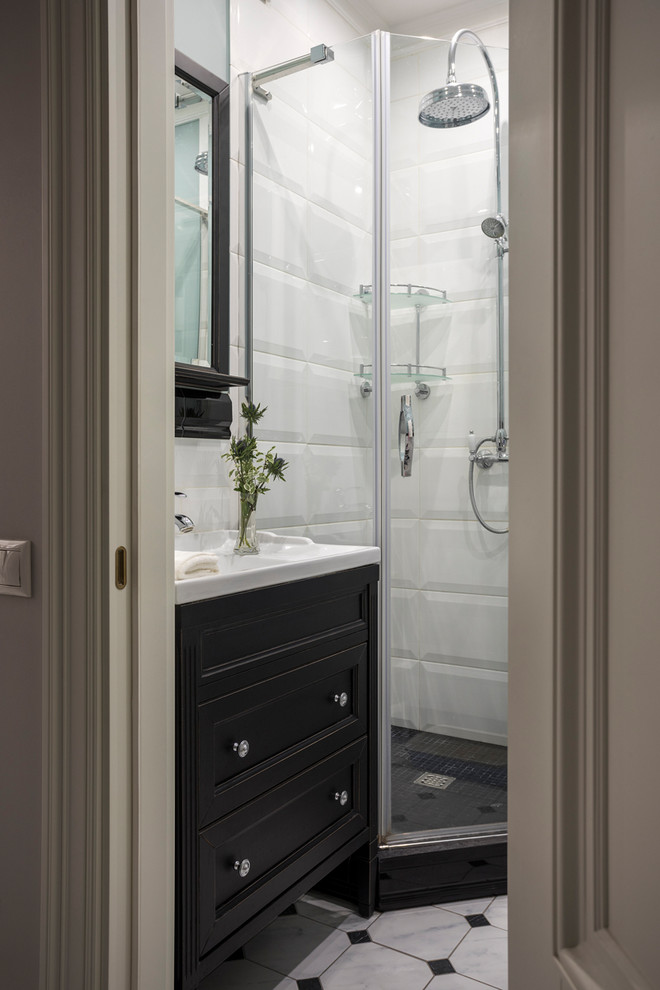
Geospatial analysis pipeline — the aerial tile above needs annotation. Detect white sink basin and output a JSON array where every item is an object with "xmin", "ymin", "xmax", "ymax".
[{"xmin": 174, "ymin": 531, "xmax": 380, "ymax": 604}]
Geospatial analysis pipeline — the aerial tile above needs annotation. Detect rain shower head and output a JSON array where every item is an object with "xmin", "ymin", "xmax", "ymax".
[
  {"xmin": 481, "ymin": 214, "xmax": 507, "ymax": 239},
  {"xmin": 418, "ymin": 82, "xmax": 489, "ymax": 128}
]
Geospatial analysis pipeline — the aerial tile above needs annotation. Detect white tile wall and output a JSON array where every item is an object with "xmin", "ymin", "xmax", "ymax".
[
  {"xmin": 418, "ymin": 662, "xmax": 508, "ymax": 745},
  {"xmin": 419, "ymin": 447, "xmax": 509, "ymax": 521},
  {"xmin": 391, "ymin": 657, "xmax": 420, "ymax": 730},
  {"xmin": 418, "ymin": 591, "xmax": 508, "ymax": 668},
  {"xmin": 308, "ymin": 203, "xmax": 371, "ymax": 295},
  {"xmin": 419, "ymin": 521, "xmax": 508, "ymax": 596}
]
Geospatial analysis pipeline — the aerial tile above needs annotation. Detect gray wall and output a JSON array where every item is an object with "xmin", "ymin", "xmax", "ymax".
[{"xmin": 0, "ymin": 0, "xmax": 43, "ymax": 984}]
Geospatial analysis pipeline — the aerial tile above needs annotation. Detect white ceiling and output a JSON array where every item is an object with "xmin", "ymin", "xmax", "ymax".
[{"xmin": 326, "ymin": 0, "xmax": 509, "ymax": 39}]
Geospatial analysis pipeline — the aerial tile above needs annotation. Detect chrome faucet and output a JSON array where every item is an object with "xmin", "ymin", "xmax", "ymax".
[{"xmin": 175, "ymin": 491, "xmax": 194, "ymax": 532}]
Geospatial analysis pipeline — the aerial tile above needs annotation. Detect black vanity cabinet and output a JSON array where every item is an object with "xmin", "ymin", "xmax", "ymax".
[{"xmin": 175, "ymin": 564, "xmax": 379, "ymax": 990}]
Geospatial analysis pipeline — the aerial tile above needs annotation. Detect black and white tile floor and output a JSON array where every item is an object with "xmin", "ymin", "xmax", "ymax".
[{"xmin": 201, "ymin": 892, "xmax": 507, "ymax": 990}]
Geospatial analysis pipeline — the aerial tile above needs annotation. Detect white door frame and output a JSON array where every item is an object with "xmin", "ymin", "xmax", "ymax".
[
  {"xmin": 41, "ymin": 0, "xmax": 173, "ymax": 986},
  {"xmin": 509, "ymin": 0, "xmax": 655, "ymax": 987}
]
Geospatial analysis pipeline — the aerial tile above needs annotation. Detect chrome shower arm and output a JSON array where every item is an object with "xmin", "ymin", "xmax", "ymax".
[
  {"xmin": 447, "ymin": 28, "xmax": 506, "ymax": 448},
  {"xmin": 446, "ymin": 28, "xmax": 502, "ymax": 217}
]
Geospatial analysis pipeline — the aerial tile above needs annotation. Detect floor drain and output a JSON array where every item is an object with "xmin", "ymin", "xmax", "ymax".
[{"xmin": 414, "ymin": 771, "xmax": 456, "ymax": 790}]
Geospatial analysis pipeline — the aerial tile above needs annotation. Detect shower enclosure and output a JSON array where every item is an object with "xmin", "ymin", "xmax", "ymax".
[{"xmin": 244, "ymin": 29, "xmax": 509, "ymax": 903}]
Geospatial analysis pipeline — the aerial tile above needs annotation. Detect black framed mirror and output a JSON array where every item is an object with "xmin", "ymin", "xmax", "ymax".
[{"xmin": 174, "ymin": 51, "xmax": 248, "ymax": 436}]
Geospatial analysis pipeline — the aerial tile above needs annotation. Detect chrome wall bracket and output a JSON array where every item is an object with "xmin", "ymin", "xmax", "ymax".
[{"xmin": 251, "ymin": 44, "xmax": 334, "ymax": 102}]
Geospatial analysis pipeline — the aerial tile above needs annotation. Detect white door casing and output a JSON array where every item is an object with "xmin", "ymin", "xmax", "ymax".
[
  {"xmin": 41, "ymin": 0, "xmax": 174, "ymax": 987},
  {"xmin": 509, "ymin": 0, "xmax": 660, "ymax": 987}
]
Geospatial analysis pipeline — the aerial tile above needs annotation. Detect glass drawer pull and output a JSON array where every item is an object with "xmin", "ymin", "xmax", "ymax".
[
  {"xmin": 333, "ymin": 692, "xmax": 348, "ymax": 707},
  {"xmin": 333, "ymin": 790, "xmax": 349, "ymax": 806},
  {"xmin": 233, "ymin": 740, "xmax": 250, "ymax": 758}
]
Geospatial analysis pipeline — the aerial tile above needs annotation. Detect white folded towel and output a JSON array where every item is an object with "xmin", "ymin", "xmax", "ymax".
[{"xmin": 175, "ymin": 550, "xmax": 220, "ymax": 581}]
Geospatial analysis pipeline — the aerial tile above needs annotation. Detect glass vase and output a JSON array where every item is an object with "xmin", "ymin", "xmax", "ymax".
[{"xmin": 234, "ymin": 498, "xmax": 259, "ymax": 554}]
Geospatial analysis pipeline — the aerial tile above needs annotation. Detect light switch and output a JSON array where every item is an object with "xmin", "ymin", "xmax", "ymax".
[{"xmin": 0, "ymin": 540, "xmax": 31, "ymax": 597}]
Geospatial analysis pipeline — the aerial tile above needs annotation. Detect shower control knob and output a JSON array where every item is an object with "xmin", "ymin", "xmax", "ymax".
[
  {"xmin": 233, "ymin": 858, "xmax": 251, "ymax": 878},
  {"xmin": 476, "ymin": 449, "xmax": 496, "ymax": 469},
  {"xmin": 233, "ymin": 740, "xmax": 250, "ymax": 758},
  {"xmin": 333, "ymin": 790, "xmax": 349, "ymax": 806},
  {"xmin": 333, "ymin": 692, "xmax": 349, "ymax": 708}
]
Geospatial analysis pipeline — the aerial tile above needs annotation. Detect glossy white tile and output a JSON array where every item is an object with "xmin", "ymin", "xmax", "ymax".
[
  {"xmin": 256, "ymin": 442, "xmax": 308, "ymax": 529},
  {"xmin": 390, "ymin": 588, "xmax": 419, "ymax": 660},
  {"xmin": 252, "ymin": 263, "xmax": 308, "ymax": 362},
  {"xmin": 252, "ymin": 174, "xmax": 307, "ymax": 279},
  {"xmin": 419, "ymin": 447, "xmax": 509, "ymax": 521},
  {"xmin": 390, "ymin": 235, "xmax": 419, "ymax": 286},
  {"xmin": 268, "ymin": 0, "xmax": 310, "ymax": 37},
  {"xmin": 417, "ymin": 377, "xmax": 498, "ymax": 449},
  {"xmin": 390, "ymin": 657, "xmax": 420, "ymax": 730},
  {"xmin": 308, "ymin": 61, "xmax": 372, "ymax": 159},
  {"xmin": 427, "ymin": 974, "xmax": 491, "ymax": 990},
  {"xmin": 450, "ymin": 924, "xmax": 508, "ymax": 990},
  {"xmin": 322, "ymin": 941, "xmax": 432, "ymax": 990},
  {"xmin": 419, "ymin": 151, "xmax": 496, "ymax": 235},
  {"xmin": 419, "ymin": 591, "xmax": 508, "ymax": 668},
  {"xmin": 304, "ymin": 445, "xmax": 372, "ymax": 525},
  {"xmin": 177, "ymin": 487, "xmax": 236, "ymax": 535},
  {"xmin": 369, "ymin": 905, "xmax": 469, "ymax": 960},
  {"xmin": 243, "ymin": 914, "xmax": 349, "ymax": 980},
  {"xmin": 253, "ymin": 98, "xmax": 308, "ymax": 197},
  {"xmin": 390, "ymin": 52, "xmax": 419, "ymax": 102},
  {"xmin": 418, "ymin": 227, "xmax": 498, "ymax": 303},
  {"xmin": 437, "ymin": 897, "xmax": 495, "ymax": 918},
  {"xmin": 307, "ymin": 286, "xmax": 372, "ymax": 373},
  {"xmin": 423, "ymin": 298, "xmax": 498, "ymax": 376},
  {"xmin": 307, "ymin": 363, "xmax": 371, "ymax": 447},
  {"xmin": 309, "ymin": 122, "xmax": 371, "ymax": 229},
  {"xmin": 390, "ymin": 518, "xmax": 419, "ymax": 589},
  {"xmin": 306, "ymin": 518, "xmax": 374, "ymax": 546},
  {"xmin": 390, "ymin": 446, "xmax": 420, "ymax": 520},
  {"xmin": 390, "ymin": 97, "xmax": 421, "ymax": 170},
  {"xmin": 308, "ymin": 203, "xmax": 371, "ymax": 295},
  {"xmin": 419, "ymin": 661, "xmax": 508, "ymax": 745},
  {"xmin": 175, "ymin": 437, "xmax": 232, "ymax": 489},
  {"xmin": 391, "ymin": 167, "xmax": 419, "ymax": 239},
  {"xmin": 230, "ymin": 0, "xmax": 309, "ymax": 74},
  {"xmin": 252, "ymin": 352, "xmax": 307, "ymax": 443},
  {"xmin": 485, "ymin": 896, "xmax": 508, "ymax": 931},
  {"xmin": 419, "ymin": 520, "xmax": 508, "ymax": 595}
]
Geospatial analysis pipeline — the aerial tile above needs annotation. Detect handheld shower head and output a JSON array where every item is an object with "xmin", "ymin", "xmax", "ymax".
[
  {"xmin": 418, "ymin": 82, "xmax": 489, "ymax": 128},
  {"xmin": 481, "ymin": 214, "xmax": 507, "ymax": 239}
]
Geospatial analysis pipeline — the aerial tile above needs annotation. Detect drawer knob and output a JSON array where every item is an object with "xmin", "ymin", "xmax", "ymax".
[
  {"xmin": 333, "ymin": 692, "xmax": 349, "ymax": 708},
  {"xmin": 233, "ymin": 740, "xmax": 250, "ymax": 758},
  {"xmin": 333, "ymin": 790, "xmax": 349, "ymax": 806},
  {"xmin": 233, "ymin": 858, "xmax": 251, "ymax": 878}
]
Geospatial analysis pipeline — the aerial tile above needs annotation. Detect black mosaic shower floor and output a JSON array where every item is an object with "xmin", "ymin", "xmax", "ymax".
[{"xmin": 390, "ymin": 726, "xmax": 508, "ymax": 833}]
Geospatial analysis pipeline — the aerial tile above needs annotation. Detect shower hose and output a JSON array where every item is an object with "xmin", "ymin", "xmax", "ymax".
[{"xmin": 468, "ymin": 436, "xmax": 509, "ymax": 535}]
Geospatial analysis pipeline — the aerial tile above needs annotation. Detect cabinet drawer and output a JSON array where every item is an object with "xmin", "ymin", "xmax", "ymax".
[
  {"xmin": 187, "ymin": 568, "xmax": 376, "ymax": 678},
  {"xmin": 198, "ymin": 644, "xmax": 366, "ymax": 824},
  {"xmin": 198, "ymin": 738, "xmax": 368, "ymax": 958}
]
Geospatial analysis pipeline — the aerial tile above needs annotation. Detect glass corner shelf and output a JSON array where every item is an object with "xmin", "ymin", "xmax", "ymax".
[
  {"xmin": 355, "ymin": 363, "xmax": 449, "ymax": 382},
  {"xmin": 354, "ymin": 282, "xmax": 449, "ymax": 309}
]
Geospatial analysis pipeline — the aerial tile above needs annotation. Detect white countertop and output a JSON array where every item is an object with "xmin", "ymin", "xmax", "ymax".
[{"xmin": 174, "ymin": 531, "xmax": 380, "ymax": 605}]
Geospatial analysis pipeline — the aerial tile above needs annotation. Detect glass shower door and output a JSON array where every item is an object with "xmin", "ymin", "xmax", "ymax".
[
  {"xmin": 383, "ymin": 33, "xmax": 510, "ymax": 842},
  {"xmin": 247, "ymin": 29, "xmax": 509, "ymax": 851}
]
